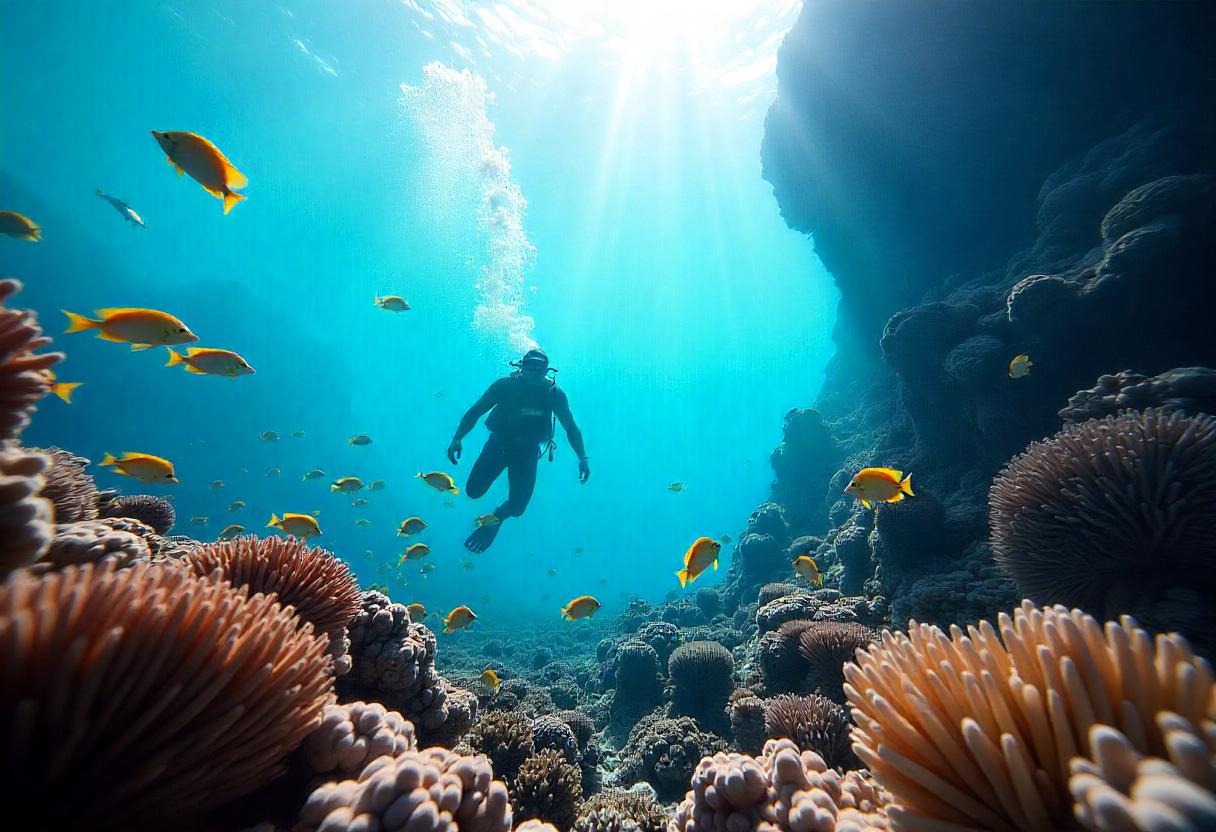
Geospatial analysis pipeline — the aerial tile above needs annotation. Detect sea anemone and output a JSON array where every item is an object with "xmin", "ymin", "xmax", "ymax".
[
  {"xmin": 762, "ymin": 693, "xmax": 856, "ymax": 770},
  {"xmin": 0, "ymin": 447, "xmax": 52, "ymax": 572},
  {"xmin": 304, "ymin": 700, "xmax": 416, "ymax": 778},
  {"xmin": 845, "ymin": 600, "xmax": 1215, "ymax": 831},
  {"xmin": 989, "ymin": 409, "xmax": 1216, "ymax": 627},
  {"xmin": 468, "ymin": 710, "xmax": 534, "ymax": 783},
  {"xmin": 797, "ymin": 622, "xmax": 879, "ymax": 701},
  {"xmin": 31, "ymin": 447, "xmax": 97, "ymax": 522},
  {"xmin": 512, "ymin": 748, "xmax": 583, "ymax": 831},
  {"xmin": 0, "ymin": 279, "xmax": 60, "ymax": 441},
  {"xmin": 0, "ymin": 562, "xmax": 333, "ymax": 828},
  {"xmin": 99, "ymin": 493, "xmax": 176, "ymax": 535},
  {"xmin": 296, "ymin": 747, "xmax": 513, "ymax": 832},
  {"xmin": 187, "ymin": 535, "xmax": 361, "ymax": 637},
  {"xmin": 760, "ymin": 618, "xmax": 818, "ymax": 692},
  {"xmin": 668, "ymin": 640, "xmax": 735, "ymax": 720}
]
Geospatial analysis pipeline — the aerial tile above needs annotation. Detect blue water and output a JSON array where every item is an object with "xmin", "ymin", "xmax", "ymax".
[{"xmin": 1, "ymin": 1, "xmax": 836, "ymax": 625}]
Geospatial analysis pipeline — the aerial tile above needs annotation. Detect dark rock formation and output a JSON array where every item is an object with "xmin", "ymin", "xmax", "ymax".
[{"xmin": 1061, "ymin": 367, "xmax": 1216, "ymax": 423}]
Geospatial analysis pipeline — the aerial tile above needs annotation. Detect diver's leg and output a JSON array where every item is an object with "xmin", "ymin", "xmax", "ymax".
[
  {"xmin": 466, "ymin": 446, "xmax": 538, "ymax": 553},
  {"xmin": 464, "ymin": 436, "xmax": 507, "ymax": 500}
]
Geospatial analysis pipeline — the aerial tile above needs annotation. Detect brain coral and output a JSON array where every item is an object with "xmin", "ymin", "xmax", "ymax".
[
  {"xmin": 512, "ymin": 748, "xmax": 584, "ymax": 831},
  {"xmin": 763, "ymin": 694, "xmax": 856, "ymax": 771},
  {"xmin": 845, "ymin": 600, "xmax": 1215, "ymax": 831},
  {"xmin": 0, "ymin": 447, "xmax": 52, "ymax": 572},
  {"xmin": 989, "ymin": 409, "xmax": 1216, "ymax": 648},
  {"xmin": 0, "ymin": 562, "xmax": 333, "ymax": 828},
  {"xmin": 0, "ymin": 279, "xmax": 60, "ymax": 441},
  {"xmin": 100, "ymin": 493, "xmax": 176, "ymax": 535},
  {"xmin": 31, "ymin": 447, "xmax": 97, "ymax": 522},
  {"xmin": 670, "ymin": 738, "xmax": 891, "ymax": 832},
  {"xmin": 297, "ymin": 747, "xmax": 513, "ymax": 832},
  {"xmin": 304, "ymin": 700, "xmax": 416, "ymax": 778}
]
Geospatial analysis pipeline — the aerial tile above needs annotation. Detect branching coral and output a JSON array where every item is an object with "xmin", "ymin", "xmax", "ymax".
[
  {"xmin": 573, "ymin": 788, "xmax": 668, "ymax": 832},
  {"xmin": 797, "ymin": 622, "xmax": 879, "ymax": 701},
  {"xmin": 99, "ymin": 493, "xmax": 176, "ymax": 535},
  {"xmin": 0, "ymin": 447, "xmax": 52, "ymax": 572},
  {"xmin": 845, "ymin": 601, "xmax": 1216, "ymax": 832},
  {"xmin": 304, "ymin": 701, "xmax": 416, "ymax": 778},
  {"xmin": 0, "ymin": 279, "xmax": 60, "ymax": 441},
  {"xmin": 763, "ymin": 694, "xmax": 856, "ymax": 771},
  {"xmin": 296, "ymin": 747, "xmax": 513, "ymax": 832},
  {"xmin": 670, "ymin": 738, "xmax": 891, "ymax": 832},
  {"xmin": 468, "ymin": 711, "xmax": 534, "ymax": 783},
  {"xmin": 0, "ymin": 563, "xmax": 333, "ymax": 828},
  {"xmin": 669, "ymin": 641, "xmax": 735, "ymax": 720},
  {"xmin": 31, "ymin": 447, "xmax": 97, "ymax": 522},
  {"xmin": 1070, "ymin": 718, "xmax": 1216, "ymax": 831},
  {"xmin": 512, "ymin": 748, "xmax": 583, "ymax": 831},
  {"xmin": 188, "ymin": 535, "xmax": 361, "ymax": 637},
  {"xmin": 989, "ymin": 409, "xmax": 1216, "ymax": 646}
]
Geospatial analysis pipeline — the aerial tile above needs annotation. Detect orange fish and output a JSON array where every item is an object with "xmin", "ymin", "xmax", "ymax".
[
  {"xmin": 442, "ymin": 605, "xmax": 476, "ymax": 633},
  {"xmin": 676, "ymin": 537, "xmax": 720, "ymax": 588},
  {"xmin": 844, "ymin": 467, "xmax": 914, "ymax": 510},
  {"xmin": 152, "ymin": 130, "xmax": 248, "ymax": 214}
]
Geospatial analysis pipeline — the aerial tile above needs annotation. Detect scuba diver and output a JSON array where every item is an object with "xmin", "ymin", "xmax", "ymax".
[{"xmin": 447, "ymin": 349, "xmax": 589, "ymax": 552}]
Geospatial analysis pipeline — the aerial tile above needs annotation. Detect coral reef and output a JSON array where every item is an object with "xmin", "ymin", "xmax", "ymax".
[
  {"xmin": 845, "ymin": 601, "xmax": 1215, "ymax": 831},
  {"xmin": 616, "ymin": 713, "xmax": 727, "ymax": 801},
  {"xmin": 1061, "ymin": 367, "xmax": 1216, "ymax": 424},
  {"xmin": 0, "ymin": 447, "xmax": 52, "ymax": 572},
  {"xmin": 31, "ymin": 447, "xmax": 97, "ymax": 522},
  {"xmin": 99, "ymin": 493, "xmax": 175, "ymax": 534},
  {"xmin": 759, "ymin": 619, "xmax": 818, "ymax": 693},
  {"xmin": 296, "ymin": 747, "xmax": 513, "ymax": 832},
  {"xmin": 762, "ymin": 694, "xmax": 855, "ymax": 771},
  {"xmin": 468, "ymin": 711, "xmax": 534, "ymax": 784},
  {"xmin": 727, "ymin": 689, "xmax": 768, "ymax": 755},
  {"xmin": 668, "ymin": 641, "xmax": 734, "ymax": 723},
  {"xmin": 304, "ymin": 701, "xmax": 416, "ymax": 779},
  {"xmin": 758, "ymin": 582, "xmax": 805, "ymax": 608},
  {"xmin": 989, "ymin": 409, "xmax": 1216, "ymax": 652},
  {"xmin": 670, "ymin": 739, "xmax": 890, "ymax": 832},
  {"xmin": 40, "ymin": 517, "xmax": 150, "ymax": 569},
  {"xmin": 722, "ymin": 503, "xmax": 791, "ymax": 607},
  {"xmin": 557, "ymin": 709, "xmax": 595, "ymax": 750},
  {"xmin": 0, "ymin": 278, "xmax": 60, "ymax": 441},
  {"xmin": 797, "ymin": 622, "xmax": 878, "ymax": 701},
  {"xmin": 533, "ymin": 715, "xmax": 579, "ymax": 764},
  {"xmin": 512, "ymin": 749, "xmax": 583, "ymax": 831},
  {"xmin": 770, "ymin": 408, "xmax": 843, "ymax": 535},
  {"xmin": 0, "ymin": 563, "xmax": 333, "ymax": 828},
  {"xmin": 572, "ymin": 788, "xmax": 667, "ymax": 832}
]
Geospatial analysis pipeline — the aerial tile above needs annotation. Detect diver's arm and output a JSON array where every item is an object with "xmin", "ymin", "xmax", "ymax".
[
  {"xmin": 554, "ymin": 390, "xmax": 590, "ymax": 483},
  {"xmin": 448, "ymin": 379, "xmax": 505, "ymax": 463}
]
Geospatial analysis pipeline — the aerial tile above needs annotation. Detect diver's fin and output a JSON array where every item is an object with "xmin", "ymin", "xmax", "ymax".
[
  {"xmin": 900, "ymin": 474, "xmax": 914, "ymax": 497},
  {"xmin": 62, "ymin": 310, "xmax": 97, "ymax": 333},
  {"xmin": 222, "ymin": 191, "xmax": 245, "ymax": 215}
]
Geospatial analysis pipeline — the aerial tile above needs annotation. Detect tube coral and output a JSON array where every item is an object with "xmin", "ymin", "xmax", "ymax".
[
  {"xmin": 31, "ymin": 447, "xmax": 97, "ymax": 522},
  {"xmin": 0, "ymin": 279, "xmax": 60, "ymax": 441}
]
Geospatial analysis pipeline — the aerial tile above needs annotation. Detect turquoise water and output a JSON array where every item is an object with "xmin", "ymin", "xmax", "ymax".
[{"xmin": 1, "ymin": 1, "xmax": 835, "ymax": 624}]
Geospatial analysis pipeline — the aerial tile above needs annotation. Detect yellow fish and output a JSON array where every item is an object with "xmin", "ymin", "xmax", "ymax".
[
  {"xmin": 267, "ymin": 512, "xmax": 322, "ymax": 539},
  {"xmin": 370, "ymin": 480, "xmax": 386, "ymax": 491},
  {"xmin": 349, "ymin": 434, "xmax": 373, "ymax": 446},
  {"xmin": 0, "ymin": 210, "xmax": 41, "ymax": 241},
  {"xmin": 375, "ymin": 295, "xmax": 410, "ymax": 312},
  {"xmin": 406, "ymin": 602, "xmax": 427, "ymax": 621},
  {"xmin": 352, "ymin": 498, "xmax": 369, "ymax": 507},
  {"xmin": 792, "ymin": 555, "xmax": 823, "ymax": 586},
  {"xmin": 561, "ymin": 595, "xmax": 601, "ymax": 621},
  {"xmin": 190, "ymin": 516, "xmax": 208, "ymax": 526},
  {"xmin": 151, "ymin": 130, "xmax": 248, "ymax": 214},
  {"xmin": 100, "ymin": 451, "xmax": 178, "ymax": 484},
  {"xmin": 667, "ymin": 481, "xmax": 686, "ymax": 492},
  {"xmin": 64, "ymin": 307, "xmax": 196, "ymax": 349},
  {"xmin": 418, "ymin": 563, "xmax": 436, "ymax": 574},
  {"xmin": 401, "ymin": 543, "xmax": 431, "ymax": 562},
  {"xmin": 43, "ymin": 370, "xmax": 82, "ymax": 404},
  {"xmin": 265, "ymin": 466, "xmax": 282, "ymax": 477},
  {"xmin": 217, "ymin": 523, "xmax": 245, "ymax": 541},
  {"xmin": 331, "ymin": 476, "xmax": 364, "ymax": 493},
  {"xmin": 676, "ymin": 536, "xmax": 721, "ymax": 588},
  {"xmin": 1009, "ymin": 354, "xmax": 1033, "ymax": 379},
  {"xmin": 474, "ymin": 513, "xmax": 500, "ymax": 528},
  {"xmin": 398, "ymin": 517, "xmax": 427, "ymax": 536},
  {"xmin": 291, "ymin": 430, "xmax": 306, "ymax": 439},
  {"xmin": 166, "ymin": 347, "xmax": 254, "ymax": 377},
  {"xmin": 417, "ymin": 471, "xmax": 459, "ymax": 494},
  {"xmin": 480, "ymin": 668, "xmax": 501, "ymax": 692},
  {"xmin": 228, "ymin": 500, "xmax": 245, "ymax": 512},
  {"xmin": 844, "ymin": 467, "xmax": 914, "ymax": 510},
  {"xmin": 261, "ymin": 431, "xmax": 280, "ymax": 442},
  {"xmin": 354, "ymin": 519, "xmax": 370, "ymax": 527},
  {"xmin": 442, "ymin": 605, "xmax": 476, "ymax": 633},
  {"xmin": 303, "ymin": 469, "xmax": 326, "ymax": 481}
]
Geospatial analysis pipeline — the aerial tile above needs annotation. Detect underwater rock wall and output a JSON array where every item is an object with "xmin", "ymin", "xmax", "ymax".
[{"xmin": 756, "ymin": 0, "xmax": 1216, "ymax": 631}]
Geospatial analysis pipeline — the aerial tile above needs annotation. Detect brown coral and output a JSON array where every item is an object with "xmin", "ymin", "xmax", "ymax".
[
  {"xmin": 40, "ymin": 518, "xmax": 151, "ymax": 569},
  {"xmin": 557, "ymin": 709, "xmax": 595, "ymax": 750},
  {"xmin": 0, "ymin": 447, "xmax": 52, "ymax": 572},
  {"xmin": 0, "ymin": 562, "xmax": 333, "ymax": 828},
  {"xmin": 845, "ymin": 601, "xmax": 1216, "ymax": 832},
  {"xmin": 0, "ymin": 278, "xmax": 60, "ymax": 441},
  {"xmin": 31, "ymin": 447, "xmax": 97, "ymax": 522},
  {"xmin": 573, "ymin": 788, "xmax": 667, "ymax": 832},
  {"xmin": 760, "ymin": 581, "xmax": 806, "ymax": 607},
  {"xmin": 304, "ymin": 701, "xmax": 416, "ymax": 778},
  {"xmin": 989, "ymin": 409, "xmax": 1216, "ymax": 631},
  {"xmin": 763, "ymin": 694, "xmax": 856, "ymax": 770},
  {"xmin": 99, "ymin": 493, "xmax": 175, "ymax": 534},
  {"xmin": 187, "ymin": 535, "xmax": 362, "ymax": 637},
  {"xmin": 469, "ymin": 710, "xmax": 535, "ymax": 783},
  {"xmin": 797, "ymin": 622, "xmax": 878, "ymax": 701},
  {"xmin": 670, "ymin": 738, "xmax": 890, "ymax": 832},
  {"xmin": 668, "ymin": 640, "xmax": 735, "ymax": 718},
  {"xmin": 296, "ymin": 747, "xmax": 513, "ymax": 832},
  {"xmin": 512, "ymin": 748, "xmax": 583, "ymax": 831}
]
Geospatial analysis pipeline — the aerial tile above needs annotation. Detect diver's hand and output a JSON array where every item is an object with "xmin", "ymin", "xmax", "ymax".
[
  {"xmin": 578, "ymin": 457, "xmax": 590, "ymax": 484},
  {"xmin": 447, "ymin": 438, "xmax": 462, "ymax": 465}
]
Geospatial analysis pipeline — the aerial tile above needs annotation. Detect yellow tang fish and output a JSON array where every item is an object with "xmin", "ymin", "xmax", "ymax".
[
  {"xmin": 442, "ymin": 605, "xmax": 476, "ymax": 633},
  {"xmin": 151, "ymin": 130, "xmax": 247, "ymax": 214},
  {"xmin": 166, "ymin": 347, "xmax": 254, "ymax": 377},
  {"xmin": 217, "ymin": 523, "xmax": 245, "ymax": 541},
  {"xmin": 398, "ymin": 517, "xmax": 427, "ymax": 536},
  {"xmin": 1009, "ymin": 354, "xmax": 1034, "ymax": 379},
  {"xmin": 792, "ymin": 555, "xmax": 823, "ymax": 586},
  {"xmin": 331, "ymin": 476, "xmax": 364, "ymax": 493},
  {"xmin": 675, "ymin": 536, "xmax": 721, "ymax": 588},
  {"xmin": 303, "ymin": 469, "xmax": 326, "ymax": 481},
  {"xmin": 100, "ymin": 451, "xmax": 178, "ymax": 484},
  {"xmin": 64, "ymin": 307, "xmax": 196, "ymax": 349},
  {"xmin": 0, "ymin": 210, "xmax": 41, "ymax": 241},
  {"xmin": 402, "ymin": 543, "xmax": 431, "ymax": 562},
  {"xmin": 474, "ymin": 513, "xmax": 500, "ymax": 528},
  {"xmin": 406, "ymin": 602, "xmax": 427, "ymax": 621},
  {"xmin": 480, "ymin": 668, "xmax": 500, "ymax": 693},
  {"xmin": 375, "ymin": 295, "xmax": 410, "ymax": 312},
  {"xmin": 349, "ymin": 434, "xmax": 372, "ymax": 446},
  {"xmin": 561, "ymin": 595, "xmax": 601, "ymax": 621},
  {"xmin": 417, "ymin": 471, "xmax": 459, "ymax": 494},
  {"xmin": 43, "ymin": 370, "xmax": 82, "ymax": 404},
  {"xmin": 267, "ymin": 512, "xmax": 322, "ymax": 539},
  {"xmin": 844, "ymin": 467, "xmax": 914, "ymax": 510}
]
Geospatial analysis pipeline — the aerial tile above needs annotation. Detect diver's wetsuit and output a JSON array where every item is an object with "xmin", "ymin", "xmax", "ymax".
[{"xmin": 450, "ymin": 367, "xmax": 587, "ymax": 551}]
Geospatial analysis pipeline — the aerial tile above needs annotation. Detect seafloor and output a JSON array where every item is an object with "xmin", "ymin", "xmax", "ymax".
[{"xmin": 2, "ymin": 2, "xmax": 1215, "ymax": 831}]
